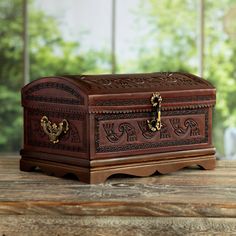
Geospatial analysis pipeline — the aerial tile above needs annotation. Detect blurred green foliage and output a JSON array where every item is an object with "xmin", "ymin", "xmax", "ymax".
[
  {"xmin": 0, "ymin": 1, "xmax": 23, "ymax": 152},
  {"xmin": 1, "ymin": 0, "xmax": 236, "ymax": 155},
  {"xmin": 127, "ymin": 0, "xmax": 236, "ymax": 154},
  {"xmin": 0, "ymin": 0, "xmax": 110, "ymax": 152}
]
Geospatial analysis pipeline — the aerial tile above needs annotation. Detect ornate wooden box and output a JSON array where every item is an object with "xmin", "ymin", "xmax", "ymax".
[{"xmin": 20, "ymin": 72, "xmax": 216, "ymax": 183}]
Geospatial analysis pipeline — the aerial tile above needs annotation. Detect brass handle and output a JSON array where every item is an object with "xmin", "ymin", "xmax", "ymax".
[
  {"xmin": 40, "ymin": 116, "xmax": 69, "ymax": 144},
  {"xmin": 147, "ymin": 92, "xmax": 162, "ymax": 132}
]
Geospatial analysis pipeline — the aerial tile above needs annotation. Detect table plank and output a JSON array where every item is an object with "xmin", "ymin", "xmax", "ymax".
[
  {"xmin": 0, "ymin": 156, "xmax": 236, "ymax": 218},
  {"xmin": 1, "ymin": 156, "xmax": 236, "ymax": 234},
  {"xmin": 0, "ymin": 216, "xmax": 236, "ymax": 236}
]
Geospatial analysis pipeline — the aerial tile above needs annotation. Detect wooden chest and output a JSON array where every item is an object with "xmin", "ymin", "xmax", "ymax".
[{"xmin": 20, "ymin": 72, "xmax": 216, "ymax": 184}]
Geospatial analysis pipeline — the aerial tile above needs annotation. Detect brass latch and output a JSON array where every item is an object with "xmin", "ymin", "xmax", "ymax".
[
  {"xmin": 40, "ymin": 116, "xmax": 69, "ymax": 144},
  {"xmin": 147, "ymin": 92, "xmax": 162, "ymax": 132}
]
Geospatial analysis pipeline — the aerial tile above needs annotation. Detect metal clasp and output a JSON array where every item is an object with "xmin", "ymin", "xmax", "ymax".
[
  {"xmin": 40, "ymin": 116, "xmax": 69, "ymax": 144},
  {"xmin": 147, "ymin": 92, "xmax": 162, "ymax": 132}
]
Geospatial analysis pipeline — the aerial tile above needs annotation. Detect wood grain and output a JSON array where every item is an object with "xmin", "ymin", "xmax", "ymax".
[
  {"xmin": 21, "ymin": 72, "xmax": 216, "ymax": 184},
  {"xmin": 0, "ymin": 156, "xmax": 236, "ymax": 234},
  {"xmin": 0, "ymin": 216, "xmax": 236, "ymax": 236}
]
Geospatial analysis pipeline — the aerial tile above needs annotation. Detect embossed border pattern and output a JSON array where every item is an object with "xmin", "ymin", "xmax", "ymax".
[
  {"xmin": 94, "ymin": 95, "xmax": 214, "ymax": 106},
  {"xmin": 95, "ymin": 109, "xmax": 209, "ymax": 153},
  {"xmin": 24, "ymin": 82, "xmax": 84, "ymax": 105}
]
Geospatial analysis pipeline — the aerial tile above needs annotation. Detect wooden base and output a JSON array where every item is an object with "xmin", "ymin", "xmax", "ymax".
[{"xmin": 20, "ymin": 148, "xmax": 216, "ymax": 184}]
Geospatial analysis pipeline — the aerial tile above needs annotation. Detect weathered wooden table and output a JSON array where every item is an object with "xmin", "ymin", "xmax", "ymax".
[{"xmin": 0, "ymin": 156, "xmax": 236, "ymax": 235}]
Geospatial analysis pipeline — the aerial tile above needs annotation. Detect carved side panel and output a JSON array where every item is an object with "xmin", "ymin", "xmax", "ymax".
[
  {"xmin": 25, "ymin": 108, "xmax": 86, "ymax": 153},
  {"xmin": 95, "ymin": 109, "xmax": 209, "ymax": 154}
]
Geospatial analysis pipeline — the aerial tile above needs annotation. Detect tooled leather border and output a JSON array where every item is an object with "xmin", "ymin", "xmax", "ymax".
[
  {"xmin": 24, "ymin": 82, "xmax": 84, "ymax": 105},
  {"xmin": 94, "ymin": 108, "xmax": 209, "ymax": 153},
  {"xmin": 93, "ymin": 95, "xmax": 215, "ymax": 106}
]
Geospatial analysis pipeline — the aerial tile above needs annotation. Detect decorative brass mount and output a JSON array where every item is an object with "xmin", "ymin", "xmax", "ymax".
[
  {"xmin": 147, "ymin": 92, "xmax": 162, "ymax": 132},
  {"xmin": 40, "ymin": 116, "xmax": 69, "ymax": 144}
]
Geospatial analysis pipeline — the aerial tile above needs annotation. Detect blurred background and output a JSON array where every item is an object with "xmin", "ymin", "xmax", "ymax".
[{"xmin": 0, "ymin": 0, "xmax": 236, "ymax": 158}]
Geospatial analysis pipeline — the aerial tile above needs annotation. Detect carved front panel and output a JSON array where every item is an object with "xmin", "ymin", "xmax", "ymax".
[
  {"xmin": 94, "ymin": 108, "xmax": 209, "ymax": 155},
  {"xmin": 25, "ymin": 108, "xmax": 87, "ymax": 154}
]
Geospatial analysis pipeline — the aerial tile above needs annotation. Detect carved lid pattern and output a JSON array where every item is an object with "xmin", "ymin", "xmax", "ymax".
[{"xmin": 65, "ymin": 72, "xmax": 214, "ymax": 94}]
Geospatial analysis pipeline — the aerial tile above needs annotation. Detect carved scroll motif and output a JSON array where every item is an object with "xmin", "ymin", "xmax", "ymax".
[
  {"xmin": 103, "ymin": 122, "xmax": 137, "ymax": 143},
  {"xmin": 137, "ymin": 120, "xmax": 155, "ymax": 139},
  {"xmin": 160, "ymin": 121, "xmax": 171, "ymax": 139},
  {"xmin": 184, "ymin": 119, "xmax": 200, "ymax": 136},
  {"xmin": 170, "ymin": 118, "xmax": 200, "ymax": 137},
  {"xmin": 138, "ymin": 120, "xmax": 170, "ymax": 139}
]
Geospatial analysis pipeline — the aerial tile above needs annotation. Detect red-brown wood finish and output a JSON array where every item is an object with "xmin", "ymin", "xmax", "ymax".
[{"xmin": 20, "ymin": 72, "xmax": 216, "ymax": 183}]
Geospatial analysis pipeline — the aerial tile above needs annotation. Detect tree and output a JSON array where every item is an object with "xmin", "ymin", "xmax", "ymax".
[
  {"xmin": 0, "ymin": 0, "xmax": 110, "ymax": 152},
  {"xmin": 130, "ymin": 0, "xmax": 236, "ymax": 155}
]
